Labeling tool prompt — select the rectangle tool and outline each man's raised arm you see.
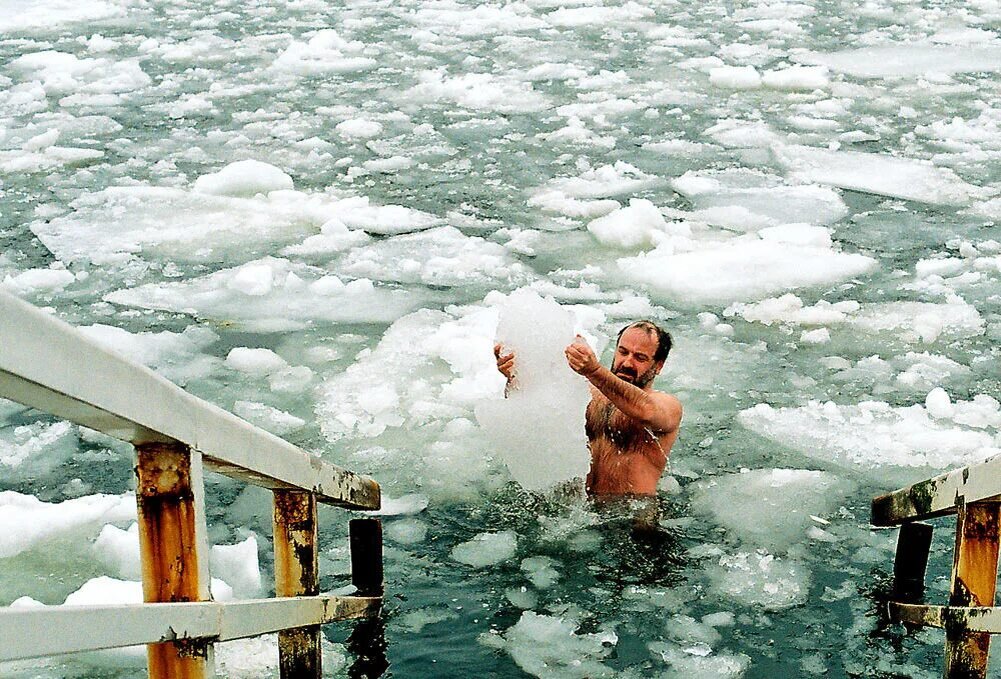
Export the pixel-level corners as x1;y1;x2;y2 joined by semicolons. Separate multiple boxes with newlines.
564;338;681;433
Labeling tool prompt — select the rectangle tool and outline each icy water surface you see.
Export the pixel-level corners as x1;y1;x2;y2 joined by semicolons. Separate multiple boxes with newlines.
2;0;1001;676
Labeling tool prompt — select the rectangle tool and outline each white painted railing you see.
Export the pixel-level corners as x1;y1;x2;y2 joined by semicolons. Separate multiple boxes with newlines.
0;290;384;678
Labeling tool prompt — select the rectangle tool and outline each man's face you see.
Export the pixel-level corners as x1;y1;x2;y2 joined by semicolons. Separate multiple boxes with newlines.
610;327;663;387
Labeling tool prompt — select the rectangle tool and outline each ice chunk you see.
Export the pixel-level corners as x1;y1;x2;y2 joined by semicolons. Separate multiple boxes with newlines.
336;119;383;139
925;388;954;419
451;530;517;567
774;144;990;206
233;401;305;436
80;324;219;385
724;294;860;325
340;226;533;288
32;186;335;266
708;550;809;610
795;43;1001;78
848;299;984;344
692;469;853;551
336;200;443;235
670;170;849;228
650;642;751;677
64;576;143;606
411;4;546;36
475;290;592;491
484;611;617;678
384;518;427;545
587;199;688;249
0;0;127;32
521;556;561;589
617;238;877;307
370;494;429;517
738;399;998;478
762;66;829;91
193;160;293;197
403;70;549;113
546;2;653;27
211;535;262;598
271;30;376;75
0;491;135;558
0;420;77;471
106;257;423;331
225;347;288;376
93;522;141;580
1;266;75;297
709;66;761;90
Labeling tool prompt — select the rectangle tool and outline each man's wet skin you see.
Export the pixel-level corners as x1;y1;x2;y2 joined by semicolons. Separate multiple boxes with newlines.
495;322;682;497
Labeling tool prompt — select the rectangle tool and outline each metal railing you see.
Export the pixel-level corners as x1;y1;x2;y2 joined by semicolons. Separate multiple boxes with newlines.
872;453;1001;679
0;290;383;678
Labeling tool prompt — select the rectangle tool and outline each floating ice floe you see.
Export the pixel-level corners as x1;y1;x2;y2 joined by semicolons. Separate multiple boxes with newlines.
529;162;660;218
106;257;423;331
671;169;849;229
32;186;336;266
774;144;991;206
724;293;985;345
587;199;690;249
706;549;809;611
403;70;549;113
0;0;128;33
80;324;220;385
211;535;262;598
794;42;1001;79
691;469;854;552
0;491;135;559
411;3;547;36
738;394;1000;479
1;266;76;297
481;611;617;679
0;421;77;473
271;29;377;75
7;50;150;98
192;159;294;197
233;401;305;436
93;522;140;580
339;226;534;288
545;1;653;27
616;236;876;307
451;530;518;567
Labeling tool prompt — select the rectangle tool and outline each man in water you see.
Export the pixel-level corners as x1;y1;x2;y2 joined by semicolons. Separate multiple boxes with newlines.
494;320;682;497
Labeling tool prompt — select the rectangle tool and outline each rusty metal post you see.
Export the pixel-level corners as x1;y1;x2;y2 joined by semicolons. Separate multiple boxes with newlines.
135;442;212;679
945;502;1000;679
274;490;320;678
894;522;934;603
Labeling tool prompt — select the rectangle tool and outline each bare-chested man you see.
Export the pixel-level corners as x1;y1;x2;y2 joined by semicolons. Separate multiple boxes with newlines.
494;320;682;496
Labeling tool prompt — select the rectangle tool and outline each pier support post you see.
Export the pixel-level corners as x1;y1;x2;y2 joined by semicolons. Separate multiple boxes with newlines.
894;522;933;603
135;442;211;679
274;490;320;678
347;518;386;678
945;502;1000;679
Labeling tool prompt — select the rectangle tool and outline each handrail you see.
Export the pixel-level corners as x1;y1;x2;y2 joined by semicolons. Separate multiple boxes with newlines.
0;289;385;678
0;596;380;661
873;455;1001;679
0;290;379;509
872;452;1001;526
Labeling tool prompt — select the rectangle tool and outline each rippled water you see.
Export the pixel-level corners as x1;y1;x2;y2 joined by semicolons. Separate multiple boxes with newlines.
2;0;1000;676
